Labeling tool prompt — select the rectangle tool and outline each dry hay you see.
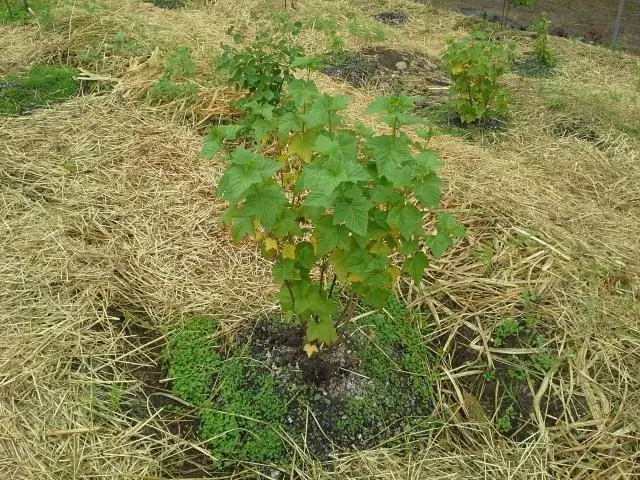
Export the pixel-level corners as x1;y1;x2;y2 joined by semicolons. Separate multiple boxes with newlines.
1;0;639;478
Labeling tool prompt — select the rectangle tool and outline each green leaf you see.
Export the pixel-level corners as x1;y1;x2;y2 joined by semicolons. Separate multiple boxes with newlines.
437;213;466;238
306;315;338;345
403;251;428;283
287;130;316;162
387;204;423;239
329;249;349;281
333;194;371;236
295;242;316;269
243;183;288;228
252;118;277;142
271;210;303;238
365;95;423;128
218;149;280;203
216;124;244;140
366;135;413;186
425;232;451;258
413;173;441;208
287;79;319;106
314;216;351;256
273;259;300;282
200;132;222;159
415;150;443;173
220;206;254;241
290;55;324;71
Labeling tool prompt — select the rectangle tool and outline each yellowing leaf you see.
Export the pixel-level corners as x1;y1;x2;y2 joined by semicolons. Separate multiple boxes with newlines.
387;265;401;282
265;237;278;252
282;243;296;259
287;131;315;163
347;272;364;283
303;343;319;358
451;65;465;75
277;155;289;163
283;171;298;187
254;230;264;241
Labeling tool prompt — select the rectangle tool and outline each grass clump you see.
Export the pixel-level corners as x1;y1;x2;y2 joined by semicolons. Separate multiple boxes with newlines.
0;0;52;24
148;47;198;104
0;65;77;115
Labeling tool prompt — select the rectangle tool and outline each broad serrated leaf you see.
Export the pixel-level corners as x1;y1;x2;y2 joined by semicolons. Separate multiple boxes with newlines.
220;206;254;241
252;118;277;142
200;132;222;159
216;124;244;140
306;315;338;345
415;150;443;173
403;251;428;283
243;183;288;228
296;242;316;269
291;55;324;71
425;232;452;258
287;79;319;106
287;131;316;163
329;249;349;281
413;173;441;208
273;259;300;282
333;195;371;236
313;217;351;256
387;204;423;239
437;213;466;238
271;210;302;238
366;134;413;186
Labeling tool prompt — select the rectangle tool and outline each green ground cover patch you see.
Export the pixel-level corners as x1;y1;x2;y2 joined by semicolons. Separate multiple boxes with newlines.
0;64;77;115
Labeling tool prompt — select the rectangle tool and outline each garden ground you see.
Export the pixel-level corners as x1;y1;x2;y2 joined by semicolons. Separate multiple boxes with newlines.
1;0;639;478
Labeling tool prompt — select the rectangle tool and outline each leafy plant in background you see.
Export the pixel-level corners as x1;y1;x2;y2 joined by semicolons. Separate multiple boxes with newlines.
203;34;465;348
148;46;198;103
531;16;556;67
217;21;303;107
442;33;514;123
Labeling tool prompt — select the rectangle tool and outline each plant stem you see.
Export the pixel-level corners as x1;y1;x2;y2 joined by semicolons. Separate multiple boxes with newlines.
328;274;338;298
284;280;296;311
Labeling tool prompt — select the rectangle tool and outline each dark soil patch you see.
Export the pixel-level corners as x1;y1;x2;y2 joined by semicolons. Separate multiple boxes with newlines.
146;0;184;9
512;55;556;78
433;0;640;53
374;11;408;26
165;299;438;469
322;46;449;97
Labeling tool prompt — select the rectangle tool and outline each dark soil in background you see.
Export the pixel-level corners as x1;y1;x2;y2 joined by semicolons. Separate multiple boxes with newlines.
431;0;640;54
322;46;450;100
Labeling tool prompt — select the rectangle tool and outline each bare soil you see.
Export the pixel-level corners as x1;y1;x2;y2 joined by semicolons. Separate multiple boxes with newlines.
431;0;640;53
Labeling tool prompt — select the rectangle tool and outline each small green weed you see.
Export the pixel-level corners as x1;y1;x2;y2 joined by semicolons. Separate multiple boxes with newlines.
442;33;514;124
146;0;184;9
347;20;385;42
491;318;521;347
495;404;518;433
0;65;77;115
198;355;287;465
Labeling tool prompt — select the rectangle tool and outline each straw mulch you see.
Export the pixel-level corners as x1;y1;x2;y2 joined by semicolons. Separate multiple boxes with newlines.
1;0;639;478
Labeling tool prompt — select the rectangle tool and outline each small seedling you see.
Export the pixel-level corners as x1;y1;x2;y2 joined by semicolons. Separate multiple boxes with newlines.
531;16;556;67
483;370;497;381
492;318;521;347
496;405;519;432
